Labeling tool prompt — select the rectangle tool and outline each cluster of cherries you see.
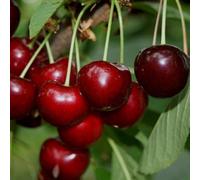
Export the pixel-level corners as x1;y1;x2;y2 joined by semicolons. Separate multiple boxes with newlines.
10;1;189;180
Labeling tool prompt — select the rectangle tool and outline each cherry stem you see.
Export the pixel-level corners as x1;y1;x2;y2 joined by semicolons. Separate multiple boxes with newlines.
45;38;54;64
65;3;92;86
115;0;124;64
161;0;167;44
27;36;38;49
75;38;81;71
19;32;52;78
175;0;188;55
72;19;81;72
103;0;115;61
152;0;163;45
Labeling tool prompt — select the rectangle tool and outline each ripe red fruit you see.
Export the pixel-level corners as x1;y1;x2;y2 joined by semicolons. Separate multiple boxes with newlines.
10;38;33;76
78;61;131;111
40;138;90;179
10;0;20;36
102;82;148;128
134;45;189;97
58;114;103;148
10;76;37;120
37;82;89;127
38;169;81;180
16;109;42;128
10;37;48;76
29;58;77;88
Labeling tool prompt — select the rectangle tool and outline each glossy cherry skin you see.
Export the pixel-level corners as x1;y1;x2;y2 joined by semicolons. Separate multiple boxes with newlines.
37;82;89;127
102;82;148;128
38;169;81;180
40;138;90;179
10;37;48;76
10;0;20;36
10;38;33;76
10;76;37;120
16;109;42;128
58;113;103;148
29;58;77;88
134;45;189;97
78;61;132;111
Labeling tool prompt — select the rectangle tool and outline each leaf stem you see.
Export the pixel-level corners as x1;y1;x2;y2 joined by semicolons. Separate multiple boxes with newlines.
103;0;115;61
161;0;167;44
64;3;92;86
152;0;163;45
19;32;52;78
108;138;132;180
175;0;188;55
45;38;54;64
115;0;124;64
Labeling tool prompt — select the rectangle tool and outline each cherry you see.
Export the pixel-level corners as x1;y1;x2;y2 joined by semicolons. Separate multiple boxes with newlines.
38;170;81;180
10;76;37;120
58;113;103;148
102;82;148;128
10;0;20;36
40;138;90;179
37;82;89;127
16;109;42;128
134;45;189;97
10;38;33;76
10;37;48;76
29;58;77;89
78;61;132;111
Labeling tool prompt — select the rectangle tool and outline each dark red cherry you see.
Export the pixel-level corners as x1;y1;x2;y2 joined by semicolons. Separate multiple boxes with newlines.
40;138;90;179
58;113;103;148
38;169;81;180
10;0;20;36
134;45;189;97
102;82;148;128
78;61;131;111
16;109;42;128
37;82;89;127
10;38;33;76
29;58;77;88
10;76;37;120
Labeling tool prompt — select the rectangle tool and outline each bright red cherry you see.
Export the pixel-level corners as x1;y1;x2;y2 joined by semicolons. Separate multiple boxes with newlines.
10;0;20;36
10;38;33;76
29;58;77;88
134;45;189;97
102;82;148;128
37;82;89;127
40;138;90;179
10;76;37;120
78;61;131;111
58;113;103;148
10;37;48;76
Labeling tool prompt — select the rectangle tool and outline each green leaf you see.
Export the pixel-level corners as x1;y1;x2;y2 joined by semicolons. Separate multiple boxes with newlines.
29;0;63;38
140;89;190;174
108;138;146;180
133;2;189;22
